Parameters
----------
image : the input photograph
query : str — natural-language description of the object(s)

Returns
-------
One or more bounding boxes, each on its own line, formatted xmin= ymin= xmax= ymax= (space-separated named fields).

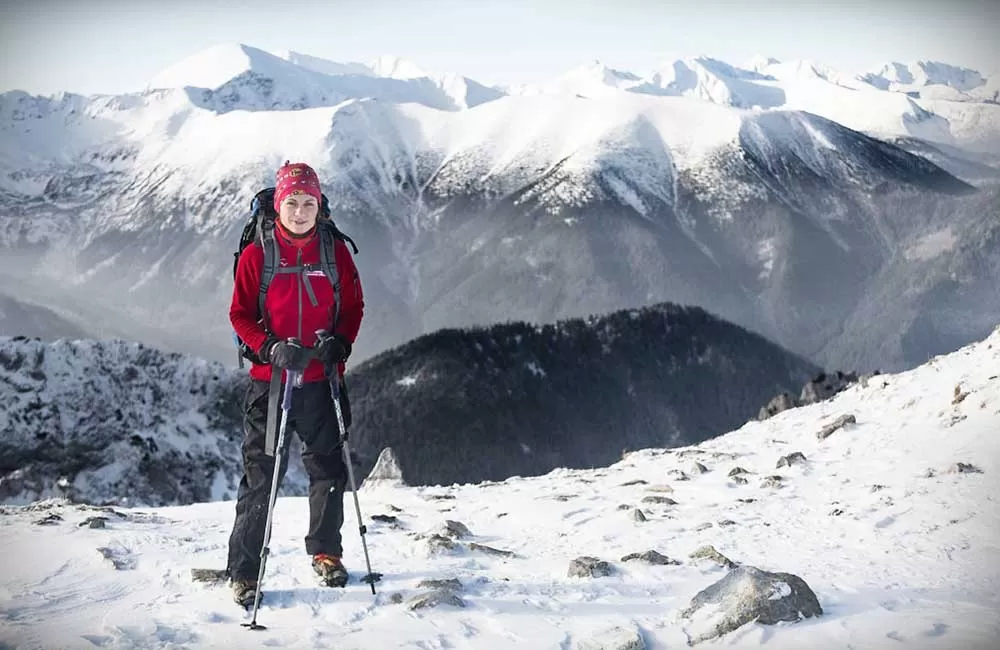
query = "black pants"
xmin=226 ymin=376 xmax=351 ymax=582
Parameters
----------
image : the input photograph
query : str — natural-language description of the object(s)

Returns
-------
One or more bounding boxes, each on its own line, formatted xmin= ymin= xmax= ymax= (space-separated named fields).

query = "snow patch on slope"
xmin=904 ymin=227 xmax=958 ymax=261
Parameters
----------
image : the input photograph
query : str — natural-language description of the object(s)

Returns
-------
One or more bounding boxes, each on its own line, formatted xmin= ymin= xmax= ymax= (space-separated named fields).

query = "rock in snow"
xmin=688 ymin=545 xmax=737 ymax=569
xmin=576 ymin=624 xmax=647 ymax=650
xmin=569 ymin=556 xmax=614 ymax=578
xmin=776 ymin=452 xmax=808 ymax=468
xmin=364 ymin=446 xmax=406 ymax=484
xmin=408 ymin=576 xmax=467 ymax=610
xmin=816 ymin=414 xmax=857 ymax=440
xmin=681 ymin=565 xmax=823 ymax=644
xmin=621 ymin=550 xmax=680 ymax=565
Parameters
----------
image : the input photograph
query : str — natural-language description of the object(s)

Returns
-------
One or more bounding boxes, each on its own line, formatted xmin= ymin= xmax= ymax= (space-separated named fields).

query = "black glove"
xmin=266 ymin=338 xmax=313 ymax=372
xmin=257 ymin=336 xmax=279 ymax=364
xmin=315 ymin=331 xmax=352 ymax=367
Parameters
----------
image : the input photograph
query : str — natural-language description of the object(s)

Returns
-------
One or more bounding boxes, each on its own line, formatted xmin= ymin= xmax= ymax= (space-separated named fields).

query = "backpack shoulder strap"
xmin=252 ymin=189 xmax=280 ymax=324
xmin=318 ymin=222 xmax=342 ymax=325
xmin=338 ymin=230 xmax=359 ymax=255
xmin=258 ymin=221 xmax=279 ymax=323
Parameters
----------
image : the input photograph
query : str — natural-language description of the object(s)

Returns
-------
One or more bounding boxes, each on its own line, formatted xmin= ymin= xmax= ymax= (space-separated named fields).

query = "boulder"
xmin=681 ymin=565 xmax=822 ymax=644
xmin=468 ymin=542 xmax=516 ymax=558
xmin=946 ymin=462 xmax=983 ymax=474
xmin=569 ymin=556 xmax=614 ymax=578
xmin=688 ymin=545 xmax=735 ymax=569
xmin=576 ymin=624 xmax=646 ymax=650
xmin=364 ymin=446 xmax=405 ymax=484
xmin=408 ymin=576 xmax=466 ymax=610
xmin=816 ymin=414 xmax=857 ymax=440
xmin=620 ymin=550 xmax=679 ymax=565
xmin=776 ymin=452 xmax=807 ymax=469
xmin=760 ymin=475 xmax=785 ymax=489
xmin=800 ymin=371 xmax=857 ymax=405
xmin=641 ymin=495 xmax=677 ymax=505
xmin=757 ymin=392 xmax=797 ymax=421
xmin=416 ymin=578 xmax=463 ymax=591
xmin=439 ymin=520 xmax=472 ymax=539
xmin=757 ymin=370 xmax=860 ymax=421
xmin=421 ymin=534 xmax=456 ymax=554
xmin=408 ymin=590 xmax=465 ymax=610
xmin=79 ymin=516 xmax=108 ymax=529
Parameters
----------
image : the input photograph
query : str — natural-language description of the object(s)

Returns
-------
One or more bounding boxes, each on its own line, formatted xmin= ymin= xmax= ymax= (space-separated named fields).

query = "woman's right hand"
xmin=267 ymin=338 xmax=313 ymax=371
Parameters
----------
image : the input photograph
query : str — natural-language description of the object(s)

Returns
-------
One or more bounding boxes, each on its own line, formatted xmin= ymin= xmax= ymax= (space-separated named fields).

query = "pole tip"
xmin=241 ymin=622 xmax=268 ymax=630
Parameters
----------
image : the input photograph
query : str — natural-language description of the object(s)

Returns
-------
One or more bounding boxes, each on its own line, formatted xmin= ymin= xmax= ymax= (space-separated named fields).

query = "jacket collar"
xmin=275 ymin=220 xmax=317 ymax=249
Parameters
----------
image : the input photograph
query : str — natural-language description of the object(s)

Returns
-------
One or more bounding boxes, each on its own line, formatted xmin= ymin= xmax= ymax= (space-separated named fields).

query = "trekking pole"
xmin=242 ymin=369 xmax=300 ymax=631
xmin=316 ymin=330 xmax=381 ymax=594
xmin=331 ymin=373 xmax=382 ymax=594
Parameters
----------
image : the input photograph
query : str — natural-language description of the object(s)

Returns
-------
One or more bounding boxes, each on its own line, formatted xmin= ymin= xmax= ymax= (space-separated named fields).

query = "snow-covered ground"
xmin=1 ymin=327 xmax=998 ymax=649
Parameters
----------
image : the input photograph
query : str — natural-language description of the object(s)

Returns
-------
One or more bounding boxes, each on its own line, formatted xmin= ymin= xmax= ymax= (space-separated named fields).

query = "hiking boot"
xmin=312 ymin=554 xmax=349 ymax=587
xmin=231 ymin=579 xmax=258 ymax=608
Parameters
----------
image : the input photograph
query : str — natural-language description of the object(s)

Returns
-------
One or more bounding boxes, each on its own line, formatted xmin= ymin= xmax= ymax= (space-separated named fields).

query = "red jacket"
xmin=230 ymin=222 xmax=364 ymax=383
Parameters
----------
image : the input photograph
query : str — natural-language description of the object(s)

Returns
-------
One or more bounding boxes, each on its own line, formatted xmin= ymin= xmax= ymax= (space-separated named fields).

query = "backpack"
xmin=232 ymin=186 xmax=359 ymax=367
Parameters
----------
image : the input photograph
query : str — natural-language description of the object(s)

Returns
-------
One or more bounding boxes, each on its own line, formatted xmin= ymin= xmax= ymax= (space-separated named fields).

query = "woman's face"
xmin=278 ymin=192 xmax=319 ymax=235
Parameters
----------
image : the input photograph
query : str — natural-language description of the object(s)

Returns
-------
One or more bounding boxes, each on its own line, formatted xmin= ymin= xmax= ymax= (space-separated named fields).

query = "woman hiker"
xmin=226 ymin=160 xmax=364 ymax=607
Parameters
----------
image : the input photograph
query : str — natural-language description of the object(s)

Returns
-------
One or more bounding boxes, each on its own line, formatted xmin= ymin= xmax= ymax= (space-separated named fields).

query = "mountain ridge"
xmin=1 ymin=45 xmax=997 ymax=374
xmin=345 ymin=301 xmax=820 ymax=486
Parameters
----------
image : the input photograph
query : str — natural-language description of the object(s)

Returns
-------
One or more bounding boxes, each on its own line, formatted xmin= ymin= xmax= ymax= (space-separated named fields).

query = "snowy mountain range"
xmin=145 ymin=44 xmax=504 ymax=112
xmin=1 ymin=43 xmax=998 ymax=373
xmin=1 ymin=323 xmax=995 ymax=649
xmin=507 ymin=56 xmax=1000 ymax=153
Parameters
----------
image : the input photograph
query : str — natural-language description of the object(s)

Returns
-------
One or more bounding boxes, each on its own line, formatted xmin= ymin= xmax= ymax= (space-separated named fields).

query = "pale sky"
xmin=1 ymin=0 xmax=998 ymax=95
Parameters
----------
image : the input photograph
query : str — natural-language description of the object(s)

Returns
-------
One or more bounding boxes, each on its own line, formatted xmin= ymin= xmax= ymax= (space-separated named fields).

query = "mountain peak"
xmin=690 ymin=56 xmax=774 ymax=81
xmin=369 ymin=55 xmax=429 ymax=79
xmin=745 ymin=54 xmax=782 ymax=73
xmin=863 ymin=60 xmax=986 ymax=92
xmin=146 ymin=42 xmax=291 ymax=90
xmin=540 ymin=60 xmax=641 ymax=94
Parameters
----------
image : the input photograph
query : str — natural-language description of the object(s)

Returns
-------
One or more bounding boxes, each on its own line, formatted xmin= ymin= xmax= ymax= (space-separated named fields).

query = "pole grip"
xmin=282 ymin=370 xmax=299 ymax=410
